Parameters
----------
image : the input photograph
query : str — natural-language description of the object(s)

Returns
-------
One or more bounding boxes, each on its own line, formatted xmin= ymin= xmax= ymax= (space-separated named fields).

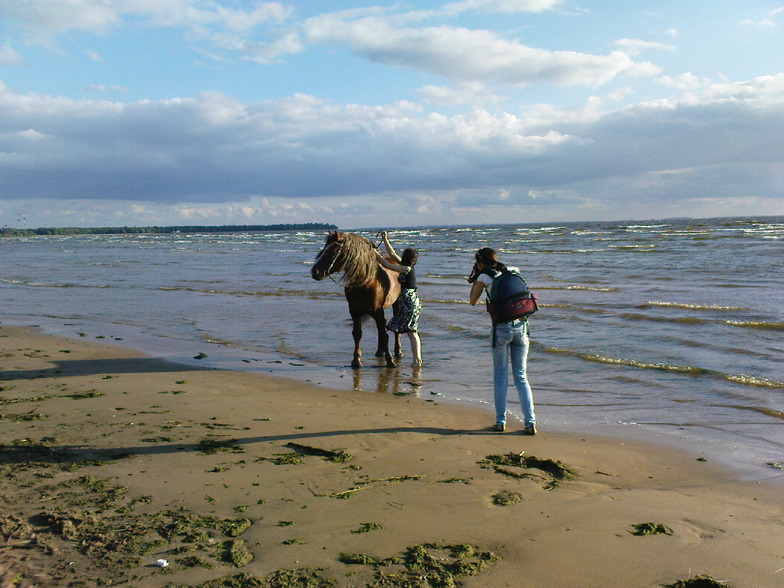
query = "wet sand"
xmin=1 ymin=325 xmax=783 ymax=587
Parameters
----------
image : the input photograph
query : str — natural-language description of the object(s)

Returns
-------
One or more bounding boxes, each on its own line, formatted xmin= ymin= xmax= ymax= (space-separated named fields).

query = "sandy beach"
xmin=1 ymin=325 xmax=782 ymax=587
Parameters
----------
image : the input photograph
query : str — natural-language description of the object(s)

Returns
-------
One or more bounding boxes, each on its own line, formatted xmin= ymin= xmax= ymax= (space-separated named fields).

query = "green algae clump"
xmin=631 ymin=522 xmax=674 ymax=536
xmin=492 ymin=490 xmax=523 ymax=506
xmin=339 ymin=542 xmax=498 ymax=586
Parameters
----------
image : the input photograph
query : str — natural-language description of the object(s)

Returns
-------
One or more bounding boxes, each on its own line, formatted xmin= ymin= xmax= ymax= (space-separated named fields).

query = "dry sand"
xmin=1 ymin=325 xmax=783 ymax=587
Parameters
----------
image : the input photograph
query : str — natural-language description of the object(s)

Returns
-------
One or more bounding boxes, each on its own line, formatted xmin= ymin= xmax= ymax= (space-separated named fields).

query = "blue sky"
xmin=1 ymin=0 xmax=782 ymax=229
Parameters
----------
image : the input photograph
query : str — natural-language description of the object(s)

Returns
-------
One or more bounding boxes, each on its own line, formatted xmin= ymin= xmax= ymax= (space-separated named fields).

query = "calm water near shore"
xmin=2 ymin=217 xmax=783 ymax=480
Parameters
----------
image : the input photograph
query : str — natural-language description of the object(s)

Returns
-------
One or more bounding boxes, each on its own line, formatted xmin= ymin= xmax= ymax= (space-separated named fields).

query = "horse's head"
xmin=311 ymin=231 xmax=345 ymax=281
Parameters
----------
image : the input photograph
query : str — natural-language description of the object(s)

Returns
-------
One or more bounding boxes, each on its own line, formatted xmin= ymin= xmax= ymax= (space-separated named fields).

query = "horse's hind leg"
xmin=351 ymin=317 xmax=363 ymax=369
xmin=372 ymin=309 xmax=396 ymax=367
xmin=391 ymin=300 xmax=403 ymax=358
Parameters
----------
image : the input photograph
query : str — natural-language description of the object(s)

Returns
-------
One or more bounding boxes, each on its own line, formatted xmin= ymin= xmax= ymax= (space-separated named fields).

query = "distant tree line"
xmin=0 ymin=223 xmax=337 ymax=237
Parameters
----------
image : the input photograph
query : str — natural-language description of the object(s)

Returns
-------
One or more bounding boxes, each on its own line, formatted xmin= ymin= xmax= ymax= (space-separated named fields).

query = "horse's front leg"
xmin=351 ymin=317 xmax=363 ymax=369
xmin=372 ymin=309 xmax=396 ymax=367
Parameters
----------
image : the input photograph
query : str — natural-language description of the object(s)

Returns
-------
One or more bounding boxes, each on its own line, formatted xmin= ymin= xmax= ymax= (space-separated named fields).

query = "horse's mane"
xmin=339 ymin=232 xmax=380 ymax=288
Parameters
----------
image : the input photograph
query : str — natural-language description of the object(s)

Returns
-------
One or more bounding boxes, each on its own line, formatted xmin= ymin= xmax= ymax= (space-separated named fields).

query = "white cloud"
xmin=242 ymin=32 xmax=305 ymax=63
xmin=442 ymin=0 xmax=562 ymax=14
xmin=0 ymin=0 xmax=122 ymax=35
xmin=417 ymin=82 xmax=503 ymax=106
xmin=17 ymin=129 xmax=47 ymax=140
xmin=655 ymin=72 xmax=711 ymax=91
xmin=0 ymin=1 xmax=657 ymax=89
xmin=613 ymin=38 xmax=676 ymax=57
xmin=741 ymin=7 xmax=783 ymax=28
xmin=0 ymin=0 xmax=292 ymax=41
xmin=304 ymin=15 xmax=660 ymax=87
xmin=85 ymin=84 xmax=130 ymax=94
xmin=0 ymin=43 xmax=25 ymax=65
xmin=1 ymin=73 xmax=782 ymax=222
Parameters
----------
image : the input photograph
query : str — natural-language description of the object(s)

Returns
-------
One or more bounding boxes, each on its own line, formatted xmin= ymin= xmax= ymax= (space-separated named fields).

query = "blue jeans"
xmin=492 ymin=319 xmax=535 ymax=428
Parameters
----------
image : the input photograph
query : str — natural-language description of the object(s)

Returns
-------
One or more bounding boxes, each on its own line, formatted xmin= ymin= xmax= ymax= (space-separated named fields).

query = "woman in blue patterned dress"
xmin=375 ymin=231 xmax=422 ymax=366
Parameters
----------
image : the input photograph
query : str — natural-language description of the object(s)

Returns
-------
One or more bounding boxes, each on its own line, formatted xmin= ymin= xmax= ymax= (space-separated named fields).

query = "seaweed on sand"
xmin=0 ymin=513 xmax=51 ymax=554
xmin=311 ymin=475 xmax=423 ymax=499
xmin=663 ymin=574 xmax=730 ymax=587
xmin=35 ymin=508 xmax=254 ymax=571
xmin=631 ymin=522 xmax=674 ymax=536
xmin=217 ymin=539 xmax=254 ymax=566
xmin=351 ymin=522 xmax=382 ymax=534
xmin=0 ymin=411 xmax=47 ymax=422
xmin=190 ymin=568 xmax=337 ymax=587
xmin=35 ymin=510 xmax=167 ymax=569
xmin=261 ymin=452 xmax=304 ymax=465
xmin=492 ymin=490 xmax=523 ymax=506
xmin=0 ymin=442 xmax=111 ymax=476
xmin=33 ymin=496 xmax=254 ymax=575
xmin=257 ymin=443 xmax=351 ymax=466
xmin=197 ymin=437 xmax=245 ymax=454
xmin=339 ymin=543 xmax=498 ymax=587
xmin=479 ymin=451 xmax=575 ymax=489
xmin=1 ymin=462 xmax=266 ymax=582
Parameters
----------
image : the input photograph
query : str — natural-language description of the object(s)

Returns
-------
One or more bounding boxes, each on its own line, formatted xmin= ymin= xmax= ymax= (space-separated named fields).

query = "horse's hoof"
xmin=385 ymin=359 xmax=397 ymax=368
xmin=395 ymin=351 xmax=404 ymax=359
xmin=351 ymin=360 xmax=362 ymax=369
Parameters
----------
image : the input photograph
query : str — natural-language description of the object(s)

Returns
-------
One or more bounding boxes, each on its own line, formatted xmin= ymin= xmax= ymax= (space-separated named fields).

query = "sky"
xmin=1 ymin=0 xmax=783 ymax=229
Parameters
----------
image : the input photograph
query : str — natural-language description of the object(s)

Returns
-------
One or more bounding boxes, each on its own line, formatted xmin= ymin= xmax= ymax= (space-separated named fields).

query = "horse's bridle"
xmin=322 ymin=239 xmax=345 ymax=281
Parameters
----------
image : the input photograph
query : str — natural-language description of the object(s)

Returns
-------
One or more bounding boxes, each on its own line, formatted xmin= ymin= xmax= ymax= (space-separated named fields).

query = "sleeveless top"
xmin=399 ymin=266 xmax=417 ymax=290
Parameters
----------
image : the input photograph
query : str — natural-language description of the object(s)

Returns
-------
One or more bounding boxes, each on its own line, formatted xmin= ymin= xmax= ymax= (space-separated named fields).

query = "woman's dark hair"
xmin=401 ymin=248 xmax=418 ymax=266
xmin=475 ymin=247 xmax=506 ymax=272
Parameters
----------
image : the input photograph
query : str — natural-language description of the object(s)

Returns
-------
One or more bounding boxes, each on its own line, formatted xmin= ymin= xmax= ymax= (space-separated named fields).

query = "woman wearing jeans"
xmin=468 ymin=247 xmax=537 ymax=435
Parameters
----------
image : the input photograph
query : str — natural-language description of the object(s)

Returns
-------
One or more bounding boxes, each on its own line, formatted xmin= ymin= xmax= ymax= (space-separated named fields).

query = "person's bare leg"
xmin=408 ymin=331 xmax=422 ymax=366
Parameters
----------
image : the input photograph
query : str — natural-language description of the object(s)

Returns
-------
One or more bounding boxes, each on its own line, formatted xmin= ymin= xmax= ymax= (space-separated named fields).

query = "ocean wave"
xmin=718 ymin=404 xmax=784 ymax=419
xmin=621 ymin=313 xmax=709 ymax=325
xmin=157 ymin=285 xmax=341 ymax=300
xmin=0 ymin=279 xmax=110 ymax=289
xmin=611 ymin=246 xmax=659 ymax=252
xmin=540 ymin=304 xmax=604 ymax=314
xmin=533 ymin=285 xmax=618 ymax=292
xmin=544 ymin=346 xmax=706 ymax=374
xmin=725 ymin=320 xmax=784 ymax=331
xmin=545 ymin=345 xmax=783 ymax=389
xmin=645 ymin=301 xmax=747 ymax=311
xmin=419 ymin=298 xmax=472 ymax=305
xmin=723 ymin=374 xmax=784 ymax=389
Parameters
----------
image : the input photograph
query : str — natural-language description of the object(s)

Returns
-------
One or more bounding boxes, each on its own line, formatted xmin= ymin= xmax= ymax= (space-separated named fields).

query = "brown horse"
xmin=311 ymin=231 xmax=401 ymax=368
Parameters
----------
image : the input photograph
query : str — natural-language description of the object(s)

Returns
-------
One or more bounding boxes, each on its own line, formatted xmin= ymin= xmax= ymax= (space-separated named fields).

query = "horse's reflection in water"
xmin=353 ymin=365 xmax=423 ymax=396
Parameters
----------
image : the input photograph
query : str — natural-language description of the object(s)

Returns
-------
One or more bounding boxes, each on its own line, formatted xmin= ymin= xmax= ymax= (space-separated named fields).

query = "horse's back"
xmin=379 ymin=263 xmax=401 ymax=308
xmin=345 ymin=264 xmax=400 ymax=317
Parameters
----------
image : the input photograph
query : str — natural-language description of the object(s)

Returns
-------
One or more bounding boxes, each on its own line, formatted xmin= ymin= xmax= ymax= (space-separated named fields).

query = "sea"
xmin=2 ymin=217 xmax=783 ymax=482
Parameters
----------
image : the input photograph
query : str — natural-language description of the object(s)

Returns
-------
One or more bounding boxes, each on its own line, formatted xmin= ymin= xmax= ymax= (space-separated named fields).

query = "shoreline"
xmin=9 ymin=315 xmax=783 ymax=486
xmin=2 ymin=325 xmax=783 ymax=587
